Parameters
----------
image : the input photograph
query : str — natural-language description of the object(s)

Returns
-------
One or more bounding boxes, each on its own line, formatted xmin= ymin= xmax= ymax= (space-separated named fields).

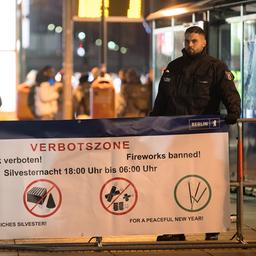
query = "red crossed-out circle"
xmin=100 ymin=177 xmax=138 ymax=215
xmin=23 ymin=179 xmax=62 ymax=218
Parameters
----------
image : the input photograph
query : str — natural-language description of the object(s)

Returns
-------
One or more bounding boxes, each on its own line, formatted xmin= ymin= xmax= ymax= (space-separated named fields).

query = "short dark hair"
xmin=79 ymin=73 xmax=89 ymax=84
xmin=185 ymin=26 xmax=205 ymax=37
xmin=36 ymin=65 xmax=54 ymax=84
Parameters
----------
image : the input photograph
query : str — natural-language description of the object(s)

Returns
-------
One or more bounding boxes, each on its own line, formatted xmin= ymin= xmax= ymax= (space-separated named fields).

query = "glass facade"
xmin=0 ymin=1 xmax=17 ymax=113
xmin=152 ymin=22 xmax=203 ymax=98
xmin=244 ymin=18 xmax=256 ymax=118
xmin=21 ymin=0 xmax=150 ymax=79
xmin=73 ymin=21 xmax=149 ymax=74
xmin=22 ymin=0 xmax=63 ymax=77
xmin=243 ymin=3 xmax=256 ymax=182
xmin=151 ymin=1 xmax=256 ymax=183
xmin=153 ymin=27 xmax=173 ymax=98
xmin=151 ymin=3 xmax=256 ymax=118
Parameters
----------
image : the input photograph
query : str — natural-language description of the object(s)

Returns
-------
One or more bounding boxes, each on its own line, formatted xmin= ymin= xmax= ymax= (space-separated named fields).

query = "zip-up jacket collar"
xmin=182 ymin=47 xmax=207 ymax=60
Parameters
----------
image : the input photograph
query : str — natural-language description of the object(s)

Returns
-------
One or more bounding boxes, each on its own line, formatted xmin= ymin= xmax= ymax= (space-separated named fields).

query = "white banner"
xmin=0 ymin=117 xmax=230 ymax=239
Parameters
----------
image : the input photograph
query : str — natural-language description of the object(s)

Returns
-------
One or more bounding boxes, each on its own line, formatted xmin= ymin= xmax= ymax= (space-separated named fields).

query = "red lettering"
xmin=67 ymin=143 xmax=76 ymax=151
xmin=39 ymin=143 xmax=46 ymax=151
xmin=102 ymin=142 xmax=111 ymax=149
xmin=112 ymin=141 xmax=121 ymax=149
xmin=30 ymin=144 xmax=38 ymax=152
xmin=30 ymin=140 xmax=130 ymax=152
xmin=123 ymin=141 xmax=130 ymax=149
xmin=58 ymin=143 xmax=65 ymax=151
xmin=86 ymin=142 xmax=93 ymax=150
xmin=94 ymin=142 xmax=101 ymax=150
xmin=48 ymin=143 xmax=56 ymax=151
xmin=77 ymin=142 xmax=84 ymax=151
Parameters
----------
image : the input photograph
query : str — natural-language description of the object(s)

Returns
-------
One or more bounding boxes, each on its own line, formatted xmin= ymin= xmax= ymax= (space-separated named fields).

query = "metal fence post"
xmin=236 ymin=120 xmax=244 ymax=241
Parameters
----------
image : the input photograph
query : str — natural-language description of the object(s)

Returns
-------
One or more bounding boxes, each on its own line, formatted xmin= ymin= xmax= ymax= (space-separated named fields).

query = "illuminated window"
xmin=0 ymin=1 xmax=16 ymax=113
xmin=127 ymin=0 xmax=141 ymax=19
xmin=78 ymin=0 xmax=141 ymax=19
xmin=78 ymin=0 xmax=109 ymax=18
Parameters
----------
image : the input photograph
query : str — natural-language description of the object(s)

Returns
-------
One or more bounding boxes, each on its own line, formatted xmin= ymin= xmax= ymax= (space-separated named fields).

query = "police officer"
xmin=151 ymin=26 xmax=241 ymax=241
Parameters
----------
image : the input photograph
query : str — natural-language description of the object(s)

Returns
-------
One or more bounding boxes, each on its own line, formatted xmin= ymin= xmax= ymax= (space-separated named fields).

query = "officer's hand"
xmin=225 ymin=114 xmax=238 ymax=125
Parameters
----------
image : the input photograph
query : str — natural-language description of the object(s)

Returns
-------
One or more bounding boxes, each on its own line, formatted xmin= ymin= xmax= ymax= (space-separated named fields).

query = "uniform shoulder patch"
xmin=225 ymin=71 xmax=234 ymax=81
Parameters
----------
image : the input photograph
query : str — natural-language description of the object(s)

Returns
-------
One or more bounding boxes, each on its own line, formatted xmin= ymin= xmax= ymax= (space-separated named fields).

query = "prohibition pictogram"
xmin=174 ymin=175 xmax=211 ymax=212
xmin=100 ymin=177 xmax=138 ymax=215
xmin=23 ymin=179 xmax=62 ymax=218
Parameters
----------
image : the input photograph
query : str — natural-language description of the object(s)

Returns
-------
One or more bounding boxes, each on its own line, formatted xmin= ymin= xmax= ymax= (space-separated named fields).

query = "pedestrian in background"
xmin=120 ymin=69 xmax=151 ymax=117
xmin=73 ymin=73 xmax=90 ymax=118
xmin=144 ymin=68 xmax=153 ymax=114
xmin=118 ymin=69 xmax=127 ymax=85
xmin=34 ymin=65 xmax=60 ymax=120
xmin=90 ymin=66 xmax=100 ymax=83
xmin=151 ymin=26 xmax=241 ymax=241
xmin=17 ymin=70 xmax=38 ymax=120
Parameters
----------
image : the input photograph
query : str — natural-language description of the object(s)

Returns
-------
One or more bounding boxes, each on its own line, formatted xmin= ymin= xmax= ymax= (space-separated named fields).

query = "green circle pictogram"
xmin=174 ymin=174 xmax=211 ymax=212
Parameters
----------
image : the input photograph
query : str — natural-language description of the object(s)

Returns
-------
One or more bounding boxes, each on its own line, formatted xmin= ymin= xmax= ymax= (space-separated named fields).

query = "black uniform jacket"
xmin=151 ymin=48 xmax=241 ymax=121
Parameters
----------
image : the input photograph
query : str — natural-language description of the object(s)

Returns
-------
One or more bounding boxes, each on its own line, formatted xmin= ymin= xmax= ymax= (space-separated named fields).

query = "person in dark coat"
xmin=151 ymin=26 xmax=241 ymax=242
xmin=151 ymin=26 xmax=240 ymax=124
xmin=73 ymin=73 xmax=90 ymax=118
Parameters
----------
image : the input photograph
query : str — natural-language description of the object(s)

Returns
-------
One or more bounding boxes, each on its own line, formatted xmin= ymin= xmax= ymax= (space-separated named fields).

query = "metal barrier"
xmin=232 ymin=118 xmax=256 ymax=243
xmin=0 ymin=118 xmax=256 ymax=253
